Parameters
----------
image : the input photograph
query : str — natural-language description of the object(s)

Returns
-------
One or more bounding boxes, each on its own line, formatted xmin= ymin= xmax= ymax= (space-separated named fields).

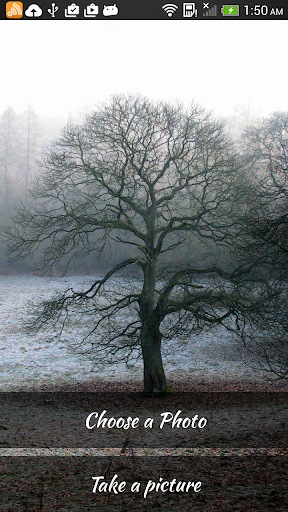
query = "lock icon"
xmin=84 ymin=3 xmax=99 ymax=17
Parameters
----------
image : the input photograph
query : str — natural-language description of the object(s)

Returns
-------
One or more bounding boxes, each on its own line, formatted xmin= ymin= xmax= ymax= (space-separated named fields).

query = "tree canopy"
xmin=5 ymin=95 xmax=268 ymax=392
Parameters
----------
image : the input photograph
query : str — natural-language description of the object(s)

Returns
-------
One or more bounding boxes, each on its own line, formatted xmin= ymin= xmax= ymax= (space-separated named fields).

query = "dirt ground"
xmin=0 ymin=380 xmax=287 ymax=511
xmin=0 ymin=455 xmax=287 ymax=511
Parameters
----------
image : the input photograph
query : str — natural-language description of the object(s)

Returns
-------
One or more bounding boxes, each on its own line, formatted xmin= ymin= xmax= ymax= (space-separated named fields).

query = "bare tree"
xmin=239 ymin=112 xmax=288 ymax=380
xmin=5 ymin=95 xmax=259 ymax=392
xmin=243 ymin=112 xmax=288 ymax=270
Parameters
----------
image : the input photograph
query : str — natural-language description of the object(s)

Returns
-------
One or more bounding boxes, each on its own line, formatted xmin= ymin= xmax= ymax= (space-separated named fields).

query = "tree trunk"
xmin=141 ymin=321 xmax=168 ymax=393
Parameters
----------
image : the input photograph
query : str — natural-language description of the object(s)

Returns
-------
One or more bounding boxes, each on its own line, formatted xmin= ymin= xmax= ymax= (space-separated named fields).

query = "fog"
xmin=1 ymin=21 xmax=288 ymax=119
xmin=0 ymin=18 xmax=287 ymax=275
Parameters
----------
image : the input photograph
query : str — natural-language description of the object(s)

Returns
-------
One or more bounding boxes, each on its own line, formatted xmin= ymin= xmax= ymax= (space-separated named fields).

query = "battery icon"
xmin=221 ymin=5 xmax=239 ymax=16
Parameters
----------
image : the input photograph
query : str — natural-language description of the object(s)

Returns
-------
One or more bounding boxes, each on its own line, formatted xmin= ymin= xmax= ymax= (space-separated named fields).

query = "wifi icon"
xmin=162 ymin=3 xmax=178 ymax=17
xmin=6 ymin=1 xmax=23 ymax=18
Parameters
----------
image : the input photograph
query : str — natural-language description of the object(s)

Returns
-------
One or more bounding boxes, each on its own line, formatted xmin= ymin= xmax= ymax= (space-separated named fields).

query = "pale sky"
xmin=1 ymin=20 xmax=287 ymax=121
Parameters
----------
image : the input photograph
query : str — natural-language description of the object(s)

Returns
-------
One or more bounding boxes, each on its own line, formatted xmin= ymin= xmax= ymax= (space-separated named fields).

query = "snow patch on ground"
xmin=0 ymin=275 xmax=263 ymax=390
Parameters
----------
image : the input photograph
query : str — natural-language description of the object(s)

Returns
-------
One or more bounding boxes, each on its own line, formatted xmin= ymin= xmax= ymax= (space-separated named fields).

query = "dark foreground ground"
xmin=0 ymin=379 xmax=287 ymax=511
xmin=1 ymin=455 xmax=288 ymax=511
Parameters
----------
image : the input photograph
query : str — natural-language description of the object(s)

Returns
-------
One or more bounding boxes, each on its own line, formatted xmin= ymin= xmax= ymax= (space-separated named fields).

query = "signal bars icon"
xmin=162 ymin=3 xmax=178 ymax=17
xmin=203 ymin=4 xmax=217 ymax=15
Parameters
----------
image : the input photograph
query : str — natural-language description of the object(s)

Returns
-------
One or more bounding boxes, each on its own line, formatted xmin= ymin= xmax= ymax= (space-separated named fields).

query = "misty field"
xmin=0 ymin=274 xmax=267 ymax=391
